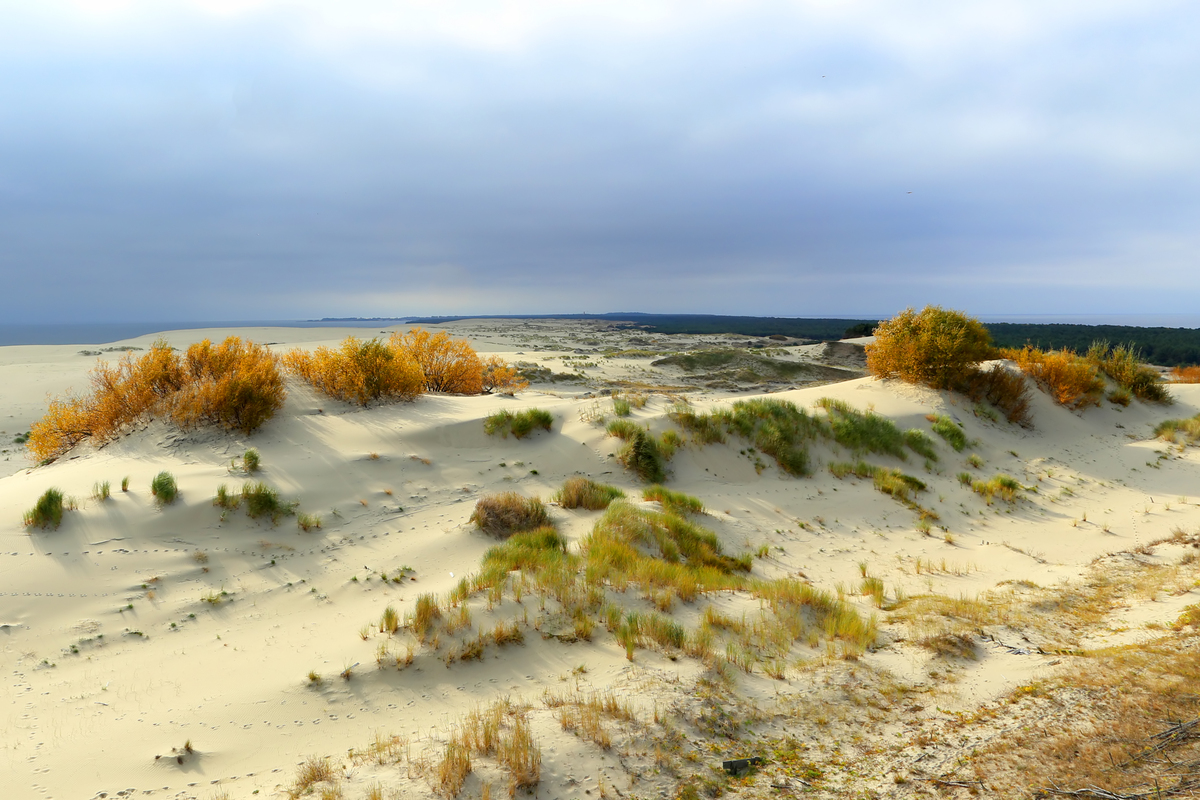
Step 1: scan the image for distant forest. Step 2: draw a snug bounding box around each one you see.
[407,313,1200,367]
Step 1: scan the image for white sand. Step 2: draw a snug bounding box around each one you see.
[2,320,1198,799]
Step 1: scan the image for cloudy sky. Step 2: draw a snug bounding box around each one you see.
[2,1,1197,323]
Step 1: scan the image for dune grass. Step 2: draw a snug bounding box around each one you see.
[470,492,551,537]
[241,481,295,522]
[615,429,667,483]
[297,512,322,532]
[484,408,554,439]
[554,477,624,510]
[604,419,641,440]
[972,473,1023,504]
[24,487,64,530]
[1154,413,1200,445]
[150,471,177,505]
[642,485,704,515]
[817,397,939,462]
[242,448,261,473]
[928,414,967,451]
[92,480,111,502]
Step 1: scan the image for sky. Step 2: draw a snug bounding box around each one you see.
[2,0,1198,323]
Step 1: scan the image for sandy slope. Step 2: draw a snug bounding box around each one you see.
[2,321,1198,800]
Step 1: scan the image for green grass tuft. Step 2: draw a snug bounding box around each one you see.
[241,481,295,522]
[150,471,177,505]
[24,487,64,530]
[642,485,704,515]
[972,473,1022,504]
[554,477,625,510]
[484,408,554,439]
[929,414,967,451]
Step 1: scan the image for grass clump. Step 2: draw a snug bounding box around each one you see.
[213,483,239,510]
[1154,414,1200,445]
[616,429,666,483]
[554,477,624,510]
[484,408,554,438]
[241,481,294,522]
[818,398,937,462]
[150,471,178,505]
[411,593,442,643]
[297,512,322,532]
[583,502,749,601]
[612,396,632,417]
[972,473,1023,504]
[242,448,261,473]
[478,526,575,588]
[642,485,704,515]
[470,492,551,537]
[928,414,967,451]
[752,578,878,656]
[1087,341,1170,404]
[24,488,64,530]
[604,418,641,440]
[667,399,726,444]
[669,397,825,475]
[92,480,111,501]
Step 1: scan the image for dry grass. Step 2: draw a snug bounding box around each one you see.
[288,756,337,799]
[1170,365,1200,383]
[469,492,551,537]
[972,473,1023,504]
[1155,413,1200,445]
[546,689,636,750]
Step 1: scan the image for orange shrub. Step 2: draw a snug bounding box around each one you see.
[171,337,286,432]
[283,336,423,406]
[1170,366,1200,384]
[1005,346,1104,409]
[28,337,284,462]
[866,306,994,390]
[481,355,529,394]
[390,328,483,394]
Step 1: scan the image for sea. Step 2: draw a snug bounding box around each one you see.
[0,320,414,347]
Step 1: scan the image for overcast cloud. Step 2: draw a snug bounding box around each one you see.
[1,1,1197,322]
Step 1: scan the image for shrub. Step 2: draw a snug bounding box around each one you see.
[866,306,994,390]
[171,337,286,433]
[242,448,261,473]
[390,327,482,394]
[241,481,294,522]
[642,485,704,515]
[284,336,423,406]
[1154,414,1200,445]
[485,408,554,439]
[24,488,64,529]
[150,471,177,505]
[928,414,967,451]
[616,429,666,483]
[1087,341,1170,404]
[1006,346,1104,410]
[29,337,284,461]
[960,363,1033,426]
[555,477,624,510]
[470,492,551,537]
[1170,366,1200,383]
[481,355,529,394]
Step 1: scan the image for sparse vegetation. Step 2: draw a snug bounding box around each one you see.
[470,492,551,537]
[92,480,111,501]
[1155,413,1200,445]
[972,473,1023,504]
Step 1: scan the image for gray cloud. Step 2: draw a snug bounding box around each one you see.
[1,1,1197,322]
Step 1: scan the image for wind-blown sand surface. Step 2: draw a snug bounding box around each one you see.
[2,319,1198,800]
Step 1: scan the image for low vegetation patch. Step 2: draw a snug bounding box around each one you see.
[470,492,551,537]
[817,397,937,462]
[241,481,295,522]
[554,477,624,510]
[24,487,65,530]
[670,398,825,476]
[972,473,1023,504]
[484,408,553,438]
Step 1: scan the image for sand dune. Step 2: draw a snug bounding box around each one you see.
[3,320,1199,799]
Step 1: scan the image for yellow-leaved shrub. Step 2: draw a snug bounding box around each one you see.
[866,306,994,390]
[390,328,483,394]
